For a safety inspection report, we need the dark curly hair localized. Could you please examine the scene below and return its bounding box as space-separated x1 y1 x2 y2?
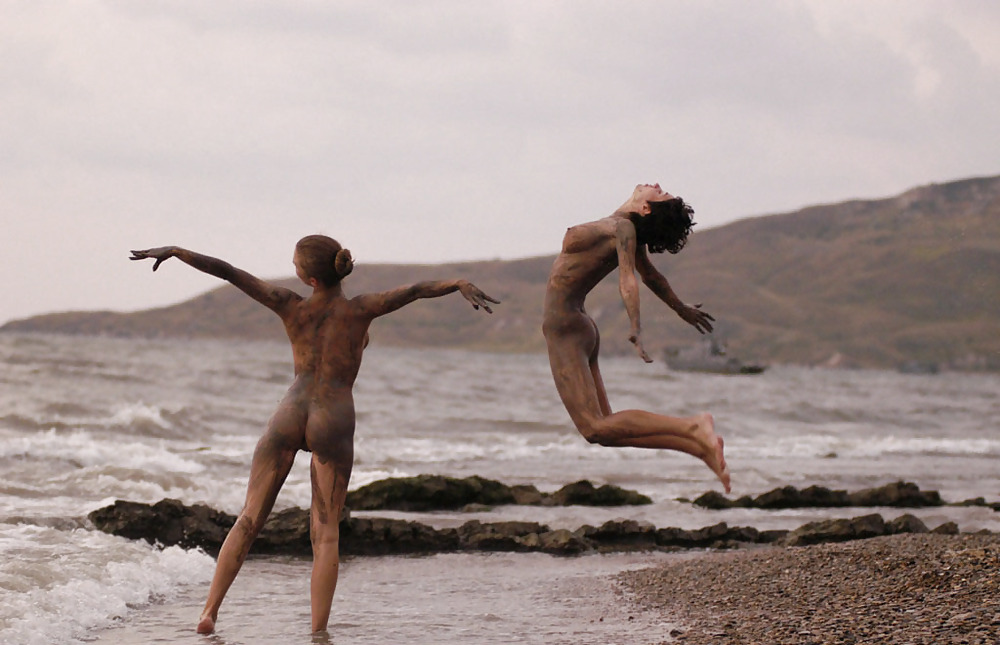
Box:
295 234 354 287
633 196 695 254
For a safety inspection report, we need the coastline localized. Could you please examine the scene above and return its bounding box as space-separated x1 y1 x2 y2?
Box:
619 533 1000 644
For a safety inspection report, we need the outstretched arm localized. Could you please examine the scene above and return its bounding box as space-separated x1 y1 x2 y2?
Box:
129 246 300 316
615 219 652 362
355 280 499 319
635 246 714 334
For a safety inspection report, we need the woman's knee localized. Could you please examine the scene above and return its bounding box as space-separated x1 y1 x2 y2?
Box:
575 417 616 446
310 513 341 548
234 512 266 539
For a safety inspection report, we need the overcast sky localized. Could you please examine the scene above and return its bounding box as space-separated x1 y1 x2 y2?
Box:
3 1 998 324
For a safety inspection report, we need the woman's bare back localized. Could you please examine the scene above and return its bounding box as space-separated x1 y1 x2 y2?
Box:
131 239 499 635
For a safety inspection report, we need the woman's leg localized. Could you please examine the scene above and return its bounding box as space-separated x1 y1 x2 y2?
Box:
546 315 730 492
308 452 351 632
196 404 302 634
304 395 355 633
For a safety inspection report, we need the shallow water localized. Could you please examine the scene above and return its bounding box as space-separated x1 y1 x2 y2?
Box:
101 552 683 645
1 332 998 644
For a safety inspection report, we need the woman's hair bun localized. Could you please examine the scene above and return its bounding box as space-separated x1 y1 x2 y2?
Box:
335 248 354 278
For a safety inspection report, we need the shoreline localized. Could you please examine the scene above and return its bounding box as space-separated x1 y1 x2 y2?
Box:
619 533 1000 644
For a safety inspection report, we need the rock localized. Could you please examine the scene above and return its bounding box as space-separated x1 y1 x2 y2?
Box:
88 499 234 552
538 529 592 555
510 484 544 505
886 513 929 535
345 474 517 511
691 481 944 511
581 519 658 551
783 514 888 547
931 521 960 535
692 491 736 509
88 494 989 559
457 520 549 552
344 475 650 510
254 507 311 553
655 522 756 549
954 497 1000 512
340 516 459 556
847 481 942 507
753 485 807 509
547 480 652 506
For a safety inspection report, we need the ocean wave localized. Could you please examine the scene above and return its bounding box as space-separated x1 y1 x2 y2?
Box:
0 524 213 645
731 433 1000 459
0 428 206 473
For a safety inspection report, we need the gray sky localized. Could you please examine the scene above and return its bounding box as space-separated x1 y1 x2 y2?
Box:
3 1 999 324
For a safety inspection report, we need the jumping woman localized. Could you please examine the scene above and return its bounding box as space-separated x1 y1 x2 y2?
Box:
541 184 730 493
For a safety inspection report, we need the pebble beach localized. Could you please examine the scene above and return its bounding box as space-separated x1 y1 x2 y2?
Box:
619 533 1000 645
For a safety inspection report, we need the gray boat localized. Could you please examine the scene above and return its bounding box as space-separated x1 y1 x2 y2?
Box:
663 339 767 375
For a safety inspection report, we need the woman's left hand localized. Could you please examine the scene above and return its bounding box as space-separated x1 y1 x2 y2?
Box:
678 303 715 334
458 281 501 314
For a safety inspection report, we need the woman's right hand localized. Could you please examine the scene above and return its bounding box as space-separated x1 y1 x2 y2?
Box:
129 247 177 271
628 329 653 363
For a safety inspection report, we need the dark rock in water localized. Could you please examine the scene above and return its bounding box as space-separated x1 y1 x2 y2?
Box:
547 480 652 507
88 499 348 555
88 494 981 558
89 499 235 551
693 481 943 510
847 481 943 507
691 491 753 510
784 514 888 547
345 474 518 511
345 474 651 511
953 497 1000 512
580 519 658 551
457 520 549 552
539 529 592 555
341 516 459 556
510 484 545 505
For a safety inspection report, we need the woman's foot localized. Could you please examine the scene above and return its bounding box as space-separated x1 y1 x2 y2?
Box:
693 413 730 493
196 613 216 634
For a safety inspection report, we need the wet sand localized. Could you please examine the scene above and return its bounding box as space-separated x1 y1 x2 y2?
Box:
619 533 1000 644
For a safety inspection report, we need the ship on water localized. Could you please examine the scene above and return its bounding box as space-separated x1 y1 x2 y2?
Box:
663 338 767 375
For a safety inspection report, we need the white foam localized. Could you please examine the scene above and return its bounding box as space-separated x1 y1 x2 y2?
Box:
0 428 205 473
108 402 171 429
0 525 213 645
731 432 1000 459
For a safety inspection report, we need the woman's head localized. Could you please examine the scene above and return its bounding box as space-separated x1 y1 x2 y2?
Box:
634 196 695 254
294 235 354 287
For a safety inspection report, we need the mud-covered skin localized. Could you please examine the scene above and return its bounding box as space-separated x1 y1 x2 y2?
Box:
130 245 498 634
540 185 728 493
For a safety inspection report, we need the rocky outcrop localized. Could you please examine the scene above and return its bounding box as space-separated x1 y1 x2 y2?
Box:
692 481 945 510
344 475 652 511
88 498 976 558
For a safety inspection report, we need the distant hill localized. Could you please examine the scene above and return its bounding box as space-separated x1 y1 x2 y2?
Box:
5 175 999 370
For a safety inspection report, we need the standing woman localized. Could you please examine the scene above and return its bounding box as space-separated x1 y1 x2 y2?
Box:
130 236 499 634
542 184 730 493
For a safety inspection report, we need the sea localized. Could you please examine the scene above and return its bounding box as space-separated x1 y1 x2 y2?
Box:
1 331 998 645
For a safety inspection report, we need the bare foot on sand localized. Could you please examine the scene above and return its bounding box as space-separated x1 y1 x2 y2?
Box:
693 413 730 493
196 613 216 634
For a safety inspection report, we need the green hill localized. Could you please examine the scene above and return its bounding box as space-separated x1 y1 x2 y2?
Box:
5 175 999 370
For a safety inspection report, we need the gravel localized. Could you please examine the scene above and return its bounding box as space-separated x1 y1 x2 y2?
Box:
618 533 1000 644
